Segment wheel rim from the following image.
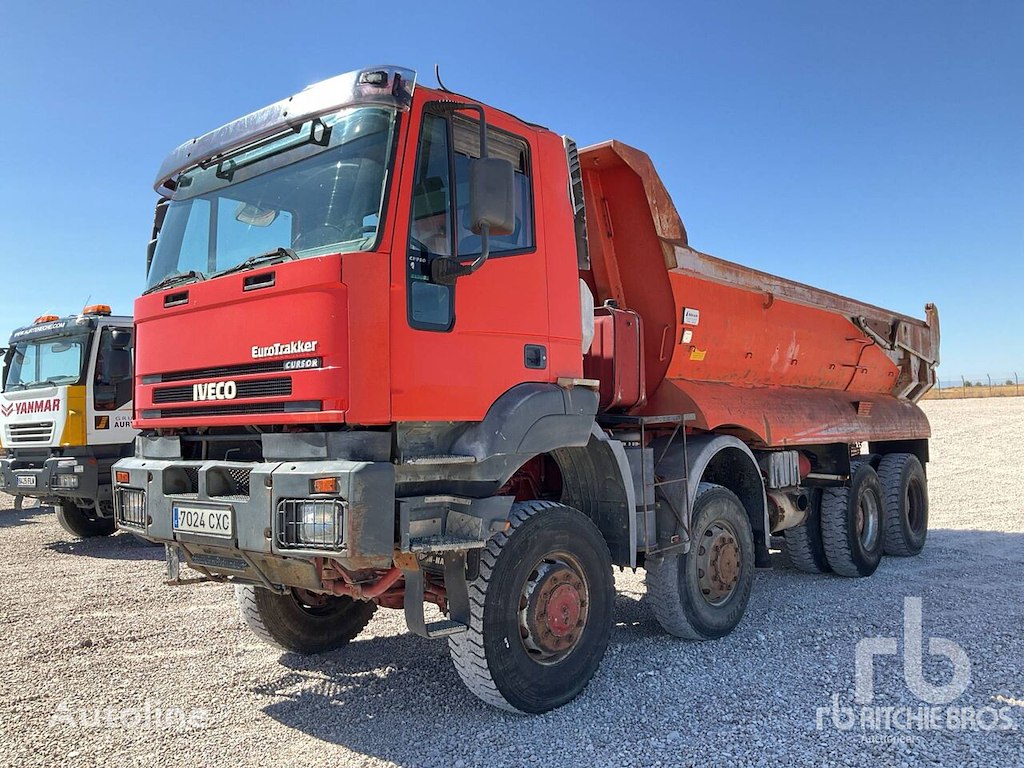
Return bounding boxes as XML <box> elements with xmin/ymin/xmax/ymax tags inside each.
<box><xmin>906</xmin><ymin>478</ymin><xmax>926</xmax><ymax>533</ymax></box>
<box><xmin>856</xmin><ymin>489</ymin><xmax>881</xmax><ymax>550</ymax></box>
<box><xmin>518</xmin><ymin>553</ymin><xmax>589</xmax><ymax>665</ymax></box>
<box><xmin>291</xmin><ymin>588</ymin><xmax>341</xmax><ymax>617</ymax></box>
<box><xmin>695</xmin><ymin>520</ymin><xmax>742</xmax><ymax>606</ymax></box>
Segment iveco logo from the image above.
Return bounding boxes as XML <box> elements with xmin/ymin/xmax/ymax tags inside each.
<box><xmin>192</xmin><ymin>381</ymin><xmax>237</xmax><ymax>401</ymax></box>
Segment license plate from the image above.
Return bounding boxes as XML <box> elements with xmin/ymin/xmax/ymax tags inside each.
<box><xmin>16</xmin><ymin>475</ymin><xmax>35</xmax><ymax>488</ymax></box>
<box><xmin>172</xmin><ymin>504</ymin><xmax>233</xmax><ymax>538</ymax></box>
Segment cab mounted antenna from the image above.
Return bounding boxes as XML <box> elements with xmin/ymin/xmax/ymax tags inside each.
<box><xmin>434</xmin><ymin>64</ymin><xmax>452</xmax><ymax>93</ymax></box>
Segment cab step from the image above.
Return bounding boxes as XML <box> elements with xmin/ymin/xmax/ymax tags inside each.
<box><xmin>403</xmin><ymin>552</ymin><xmax>469</xmax><ymax>639</ymax></box>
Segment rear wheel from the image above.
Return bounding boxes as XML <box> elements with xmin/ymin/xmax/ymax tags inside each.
<box><xmin>448</xmin><ymin>500</ymin><xmax>614</xmax><ymax>714</ymax></box>
<box><xmin>645</xmin><ymin>483</ymin><xmax>755</xmax><ymax>640</ymax></box>
<box><xmin>782</xmin><ymin>489</ymin><xmax>831</xmax><ymax>574</ymax></box>
<box><xmin>878</xmin><ymin>453</ymin><xmax>928</xmax><ymax>557</ymax></box>
<box><xmin>56</xmin><ymin>502</ymin><xmax>116</xmax><ymax>538</ymax></box>
<box><xmin>236</xmin><ymin>585</ymin><xmax>376</xmax><ymax>654</ymax></box>
<box><xmin>820</xmin><ymin>464</ymin><xmax>885</xmax><ymax>577</ymax></box>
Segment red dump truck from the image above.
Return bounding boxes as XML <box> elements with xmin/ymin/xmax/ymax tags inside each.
<box><xmin>114</xmin><ymin>66</ymin><xmax>939</xmax><ymax>713</ymax></box>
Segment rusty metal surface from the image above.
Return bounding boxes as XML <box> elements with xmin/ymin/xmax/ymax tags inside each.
<box><xmin>578</xmin><ymin>140</ymin><xmax>940</xmax><ymax>409</ymax></box>
<box><xmin>579</xmin><ymin>141</ymin><xmax>685</xmax><ymax>399</ymax></box>
<box><xmin>647</xmin><ymin>378</ymin><xmax>931</xmax><ymax>448</ymax></box>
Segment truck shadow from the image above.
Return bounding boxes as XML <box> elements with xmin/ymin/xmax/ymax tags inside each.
<box><xmin>248</xmin><ymin>528</ymin><xmax>1024</xmax><ymax>766</ymax></box>
<box><xmin>0</xmin><ymin>502</ymin><xmax>51</xmax><ymax>528</ymax></box>
<box><xmin>43</xmin><ymin>533</ymin><xmax>166</xmax><ymax>562</ymax></box>
<box><xmin>251</xmin><ymin>591</ymin><xmax>657</xmax><ymax>757</ymax></box>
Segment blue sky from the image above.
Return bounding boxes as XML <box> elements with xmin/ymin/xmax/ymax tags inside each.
<box><xmin>0</xmin><ymin>0</ymin><xmax>1020</xmax><ymax>378</ymax></box>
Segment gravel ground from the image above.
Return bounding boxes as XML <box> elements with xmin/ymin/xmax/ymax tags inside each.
<box><xmin>0</xmin><ymin>398</ymin><xmax>1021</xmax><ymax>768</ymax></box>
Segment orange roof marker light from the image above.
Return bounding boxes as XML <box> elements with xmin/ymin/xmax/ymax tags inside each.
<box><xmin>84</xmin><ymin>304</ymin><xmax>112</xmax><ymax>316</ymax></box>
<box><xmin>34</xmin><ymin>314</ymin><xmax>60</xmax><ymax>324</ymax></box>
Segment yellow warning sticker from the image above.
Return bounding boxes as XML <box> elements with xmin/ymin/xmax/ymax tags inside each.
<box><xmin>690</xmin><ymin>348</ymin><xmax>707</xmax><ymax>361</ymax></box>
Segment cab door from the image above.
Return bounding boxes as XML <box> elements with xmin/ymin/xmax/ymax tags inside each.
<box><xmin>85</xmin><ymin>325</ymin><xmax>138</xmax><ymax>446</ymax></box>
<box><xmin>390</xmin><ymin>103</ymin><xmax>551</xmax><ymax>422</ymax></box>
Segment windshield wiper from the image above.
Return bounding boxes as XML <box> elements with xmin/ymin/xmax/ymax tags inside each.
<box><xmin>10</xmin><ymin>376</ymin><xmax>72</xmax><ymax>391</ymax></box>
<box><xmin>214</xmin><ymin>248</ymin><xmax>298</xmax><ymax>278</ymax></box>
<box><xmin>143</xmin><ymin>270</ymin><xmax>206</xmax><ymax>295</ymax></box>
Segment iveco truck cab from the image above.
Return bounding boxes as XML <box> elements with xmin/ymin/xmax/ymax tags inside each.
<box><xmin>1</xmin><ymin>307</ymin><xmax>138</xmax><ymax>537</ymax></box>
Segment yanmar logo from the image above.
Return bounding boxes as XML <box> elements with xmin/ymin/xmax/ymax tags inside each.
<box><xmin>2</xmin><ymin>398</ymin><xmax>61</xmax><ymax>416</ymax></box>
<box><xmin>251</xmin><ymin>340</ymin><xmax>318</xmax><ymax>359</ymax></box>
<box><xmin>192</xmin><ymin>381</ymin><xmax>237</xmax><ymax>401</ymax></box>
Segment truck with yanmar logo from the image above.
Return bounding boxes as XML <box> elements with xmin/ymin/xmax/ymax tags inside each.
<box><xmin>1</xmin><ymin>306</ymin><xmax>138</xmax><ymax>537</ymax></box>
<box><xmin>114</xmin><ymin>67</ymin><xmax>938</xmax><ymax>713</ymax></box>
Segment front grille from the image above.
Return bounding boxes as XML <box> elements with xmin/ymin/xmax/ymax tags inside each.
<box><xmin>142</xmin><ymin>400</ymin><xmax>322</xmax><ymax>419</ymax></box>
<box><xmin>146</xmin><ymin>360</ymin><xmax>297</xmax><ymax>384</ymax></box>
<box><xmin>277</xmin><ymin>498</ymin><xmax>346</xmax><ymax>550</ymax></box>
<box><xmin>153</xmin><ymin>377</ymin><xmax>292</xmax><ymax>404</ymax></box>
<box><xmin>115</xmin><ymin>487</ymin><xmax>147</xmax><ymax>529</ymax></box>
<box><xmin>208</xmin><ymin>467</ymin><xmax>251</xmax><ymax>499</ymax></box>
<box><xmin>6</xmin><ymin>422</ymin><xmax>55</xmax><ymax>445</ymax></box>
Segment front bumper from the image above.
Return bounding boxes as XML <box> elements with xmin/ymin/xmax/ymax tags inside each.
<box><xmin>0</xmin><ymin>455</ymin><xmax>102</xmax><ymax>503</ymax></box>
<box><xmin>113</xmin><ymin>456</ymin><xmax>396</xmax><ymax>588</ymax></box>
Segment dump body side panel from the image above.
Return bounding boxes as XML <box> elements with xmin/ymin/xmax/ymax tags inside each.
<box><xmin>578</xmin><ymin>140</ymin><xmax>938</xmax><ymax>447</ymax></box>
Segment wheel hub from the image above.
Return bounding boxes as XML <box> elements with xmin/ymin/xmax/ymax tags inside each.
<box><xmin>696</xmin><ymin>523</ymin><xmax>741</xmax><ymax>606</ymax></box>
<box><xmin>520</xmin><ymin>559</ymin><xmax>589</xmax><ymax>663</ymax></box>
<box><xmin>292</xmin><ymin>588</ymin><xmax>334</xmax><ymax>615</ymax></box>
<box><xmin>858</xmin><ymin>492</ymin><xmax>880</xmax><ymax>549</ymax></box>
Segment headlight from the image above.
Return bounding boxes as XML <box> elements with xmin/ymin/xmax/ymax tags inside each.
<box><xmin>277</xmin><ymin>498</ymin><xmax>345</xmax><ymax>550</ymax></box>
<box><xmin>54</xmin><ymin>474</ymin><xmax>80</xmax><ymax>489</ymax></box>
<box><xmin>300</xmin><ymin>501</ymin><xmax>339</xmax><ymax>546</ymax></box>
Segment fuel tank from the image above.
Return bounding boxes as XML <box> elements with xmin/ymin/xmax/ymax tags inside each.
<box><xmin>579</xmin><ymin>141</ymin><xmax>939</xmax><ymax>447</ymax></box>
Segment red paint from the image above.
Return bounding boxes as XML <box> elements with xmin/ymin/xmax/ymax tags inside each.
<box><xmin>134</xmin><ymin>85</ymin><xmax>583</xmax><ymax>431</ymax></box>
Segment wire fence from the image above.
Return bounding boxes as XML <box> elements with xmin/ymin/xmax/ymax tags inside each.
<box><xmin>928</xmin><ymin>373</ymin><xmax>1023</xmax><ymax>399</ymax></box>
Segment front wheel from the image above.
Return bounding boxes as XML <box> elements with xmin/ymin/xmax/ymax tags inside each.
<box><xmin>56</xmin><ymin>502</ymin><xmax>116</xmax><ymax>538</ymax></box>
<box><xmin>448</xmin><ymin>500</ymin><xmax>614</xmax><ymax>714</ymax></box>
<box><xmin>645</xmin><ymin>483</ymin><xmax>755</xmax><ymax>640</ymax></box>
<box><xmin>235</xmin><ymin>585</ymin><xmax>376</xmax><ymax>654</ymax></box>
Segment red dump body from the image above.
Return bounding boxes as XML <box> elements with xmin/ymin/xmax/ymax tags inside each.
<box><xmin>579</xmin><ymin>141</ymin><xmax>939</xmax><ymax>448</ymax></box>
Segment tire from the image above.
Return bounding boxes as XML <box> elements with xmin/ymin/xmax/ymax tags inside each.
<box><xmin>782</xmin><ymin>488</ymin><xmax>832</xmax><ymax>574</ymax></box>
<box><xmin>448</xmin><ymin>500</ymin><xmax>614</xmax><ymax>714</ymax></box>
<box><xmin>56</xmin><ymin>502</ymin><xmax>116</xmax><ymax>538</ymax></box>
<box><xmin>645</xmin><ymin>483</ymin><xmax>755</xmax><ymax>640</ymax></box>
<box><xmin>235</xmin><ymin>585</ymin><xmax>376</xmax><ymax>654</ymax></box>
<box><xmin>820</xmin><ymin>463</ymin><xmax>885</xmax><ymax>577</ymax></box>
<box><xmin>878</xmin><ymin>453</ymin><xmax>928</xmax><ymax>556</ymax></box>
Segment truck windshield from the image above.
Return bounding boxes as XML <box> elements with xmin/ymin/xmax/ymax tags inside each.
<box><xmin>148</xmin><ymin>106</ymin><xmax>396</xmax><ymax>289</ymax></box>
<box><xmin>4</xmin><ymin>333</ymin><xmax>89</xmax><ymax>392</ymax></box>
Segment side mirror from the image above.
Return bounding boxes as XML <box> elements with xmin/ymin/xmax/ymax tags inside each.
<box><xmin>431</xmin><ymin>157</ymin><xmax>516</xmax><ymax>286</ymax></box>
<box><xmin>147</xmin><ymin>198</ymin><xmax>170</xmax><ymax>276</ymax></box>
<box><xmin>469</xmin><ymin>157</ymin><xmax>515</xmax><ymax>236</ymax></box>
<box><xmin>106</xmin><ymin>348</ymin><xmax>132</xmax><ymax>383</ymax></box>
<box><xmin>110</xmin><ymin>329</ymin><xmax>132</xmax><ymax>351</ymax></box>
